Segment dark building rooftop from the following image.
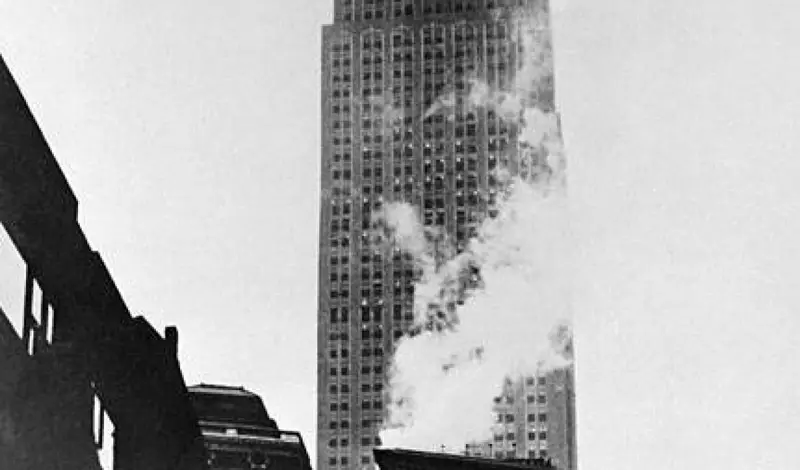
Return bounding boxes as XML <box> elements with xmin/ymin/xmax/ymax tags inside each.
<box><xmin>188</xmin><ymin>384</ymin><xmax>278</xmax><ymax>429</ymax></box>
<box><xmin>188</xmin><ymin>384</ymin><xmax>312</xmax><ymax>470</ymax></box>
<box><xmin>374</xmin><ymin>448</ymin><xmax>556</xmax><ymax>470</ymax></box>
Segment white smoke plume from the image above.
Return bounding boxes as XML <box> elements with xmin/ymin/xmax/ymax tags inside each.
<box><xmin>379</xmin><ymin>175</ymin><xmax>572</xmax><ymax>451</ymax></box>
<box><xmin>375</xmin><ymin>2</ymin><xmax>572</xmax><ymax>452</ymax></box>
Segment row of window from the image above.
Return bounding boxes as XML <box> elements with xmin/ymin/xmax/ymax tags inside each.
<box><xmin>331</xmin><ymin>21</ymin><xmax>510</xmax><ymax>49</ymax></box>
<box><xmin>329</xmin><ymin>330</ymin><xmax>350</xmax><ymax>341</ymax></box>
<box><xmin>331</xmin><ymin>44</ymin><xmax>511</xmax><ymax>64</ymax></box>
<box><xmin>329</xmin><ymin>246</ymin><xmax>413</xmax><ymax>268</ymax></box>
<box><xmin>330</xmin><ymin>139</ymin><xmax>497</xmax><ymax>162</ymax></box>
<box><xmin>329</xmin><ymin>383</ymin><xmax>385</xmax><ymax>394</ymax></box>
<box><xmin>330</xmin><ymin>202</ymin><xmax>353</xmax><ymax>216</ymax></box>
<box><xmin>326</xmin><ymin>455</ymin><xmax>375</xmax><ymax>467</ymax></box>
<box><xmin>481</xmin><ymin>450</ymin><xmax>548</xmax><ymax>460</ymax></box>
<box><xmin>331</xmin><ymin>170</ymin><xmax>486</xmax><ymax>190</ymax></box>
<box><xmin>495</xmin><ymin>413</ymin><xmax>549</xmax><ymax>423</ymax></box>
<box><xmin>495</xmin><ymin>432</ymin><xmax>548</xmax><ymax>441</ymax></box>
<box><xmin>339</xmin><ymin>0</ymin><xmax>526</xmax><ymax>23</ymax></box>
<box><xmin>527</xmin><ymin>394</ymin><xmax>548</xmax><ymax>404</ymax></box>
<box><xmin>328</xmin><ymin>327</ymin><xmax>406</xmax><ymax>342</ymax></box>
<box><xmin>339</xmin><ymin>4</ymin><xmax>413</xmax><ymax>21</ymax></box>
<box><xmin>526</xmin><ymin>376</ymin><xmax>548</xmax><ymax>386</ymax></box>
<box><xmin>330</xmin><ymin>434</ymin><xmax>382</xmax><ymax>447</ymax></box>
<box><xmin>331</xmin><ymin>57</ymin><xmax>505</xmax><ymax>88</ymax></box>
<box><xmin>328</xmin><ymin>435</ymin><xmax>384</xmax><ymax>450</ymax></box>
<box><xmin>329</xmin><ymin>307</ymin><xmax>415</xmax><ymax>324</ymax></box>
<box><xmin>332</xmin><ymin>117</ymin><xmax>509</xmax><ymax>141</ymax></box>
<box><xmin>329</xmin><ymin>365</ymin><xmax>384</xmax><ymax>376</ymax></box>
<box><xmin>329</xmin><ymin>400</ymin><xmax>384</xmax><ymax>412</ymax></box>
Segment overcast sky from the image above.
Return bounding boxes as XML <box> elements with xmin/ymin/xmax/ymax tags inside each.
<box><xmin>555</xmin><ymin>1</ymin><xmax>800</xmax><ymax>468</ymax></box>
<box><xmin>1</xmin><ymin>1</ymin><xmax>799</xmax><ymax>469</ymax></box>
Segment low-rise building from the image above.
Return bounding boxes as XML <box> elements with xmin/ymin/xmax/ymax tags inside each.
<box><xmin>189</xmin><ymin>384</ymin><xmax>312</xmax><ymax>470</ymax></box>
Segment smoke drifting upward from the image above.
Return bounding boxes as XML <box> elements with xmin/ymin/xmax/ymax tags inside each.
<box><xmin>376</xmin><ymin>2</ymin><xmax>572</xmax><ymax>452</ymax></box>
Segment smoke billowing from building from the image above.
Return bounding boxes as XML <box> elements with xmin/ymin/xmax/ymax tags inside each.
<box><xmin>375</xmin><ymin>5</ymin><xmax>572</xmax><ymax>452</ymax></box>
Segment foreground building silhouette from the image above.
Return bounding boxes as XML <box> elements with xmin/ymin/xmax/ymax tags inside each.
<box><xmin>318</xmin><ymin>1</ymin><xmax>573</xmax><ymax>470</ymax></box>
<box><xmin>189</xmin><ymin>384</ymin><xmax>312</xmax><ymax>470</ymax></box>
<box><xmin>0</xmin><ymin>55</ymin><xmax>206</xmax><ymax>470</ymax></box>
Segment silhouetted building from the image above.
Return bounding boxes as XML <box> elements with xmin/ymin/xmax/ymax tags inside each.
<box><xmin>373</xmin><ymin>448</ymin><xmax>555</xmax><ymax>470</ymax></box>
<box><xmin>0</xmin><ymin>54</ymin><xmax>206</xmax><ymax>470</ymax></box>
<box><xmin>189</xmin><ymin>384</ymin><xmax>312</xmax><ymax>470</ymax></box>
<box><xmin>318</xmin><ymin>2</ymin><xmax>563</xmax><ymax>470</ymax></box>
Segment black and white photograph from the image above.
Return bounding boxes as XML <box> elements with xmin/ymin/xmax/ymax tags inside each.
<box><xmin>1</xmin><ymin>1</ymin><xmax>797</xmax><ymax>469</ymax></box>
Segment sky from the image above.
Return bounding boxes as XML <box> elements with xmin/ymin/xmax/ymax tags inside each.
<box><xmin>2</xmin><ymin>1</ymin><xmax>800</xmax><ymax>469</ymax></box>
<box><xmin>554</xmin><ymin>0</ymin><xmax>800</xmax><ymax>468</ymax></box>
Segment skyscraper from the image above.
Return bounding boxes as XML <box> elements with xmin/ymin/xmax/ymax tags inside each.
<box><xmin>319</xmin><ymin>2</ymin><xmax>559</xmax><ymax>470</ymax></box>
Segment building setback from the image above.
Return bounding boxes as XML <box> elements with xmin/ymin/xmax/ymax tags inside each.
<box><xmin>318</xmin><ymin>2</ymin><xmax>562</xmax><ymax>470</ymax></box>
<box><xmin>465</xmin><ymin>367</ymin><xmax>576</xmax><ymax>470</ymax></box>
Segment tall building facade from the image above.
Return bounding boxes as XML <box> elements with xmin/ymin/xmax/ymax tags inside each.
<box><xmin>319</xmin><ymin>2</ymin><xmax>559</xmax><ymax>470</ymax></box>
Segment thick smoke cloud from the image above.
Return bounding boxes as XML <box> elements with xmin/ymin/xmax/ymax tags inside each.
<box><xmin>374</xmin><ymin>3</ymin><xmax>573</xmax><ymax>452</ymax></box>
